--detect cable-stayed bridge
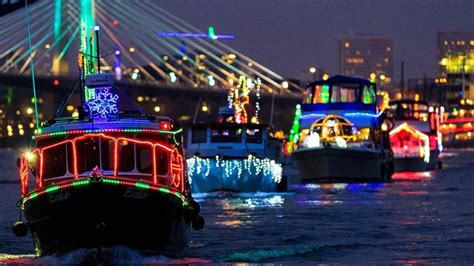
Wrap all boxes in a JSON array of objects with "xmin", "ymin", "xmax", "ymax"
[
  {"xmin": 0, "ymin": 1, "xmax": 302, "ymax": 144},
  {"xmin": 0, "ymin": 0, "xmax": 302, "ymax": 95}
]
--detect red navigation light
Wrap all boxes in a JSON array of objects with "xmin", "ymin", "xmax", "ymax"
[
  {"xmin": 160, "ymin": 121, "xmax": 172, "ymax": 131},
  {"xmin": 112, "ymin": 20, "xmax": 119, "ymax": 26},
  {"xmin": 53, "ymin": 79, "xmax": 60, "ymax": 86}
]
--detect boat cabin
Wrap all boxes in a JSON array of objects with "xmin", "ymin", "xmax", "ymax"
[
  {"xmin": 24, "ymin": 117, "xmax": 186, "ymax": 192},
  {"xmin": 185, "ymin": 123, "xmax": 280, "ymax": 159}
]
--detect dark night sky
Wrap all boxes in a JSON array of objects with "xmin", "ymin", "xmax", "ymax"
[{"xmin": 157, "ymin": 0, "xmax": 473, "ymax": 81}]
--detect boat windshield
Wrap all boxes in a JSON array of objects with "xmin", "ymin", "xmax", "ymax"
[
  {"xmin": 210, "ymin": 126, "xmax": 242, "ymax": 143},
  {"xmin": 36, "ymin": 134, "xmax": 179, "ymax": 188},
  {"xmin": 387, "ymin": 102, "xmax": 429, "ymax": 121},
  {"xmin": 303, "ymin": 83, "xmax": 375, "ymax": 104}
]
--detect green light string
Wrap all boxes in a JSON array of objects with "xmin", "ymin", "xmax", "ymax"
[{"xmin": 24, "ymin": 0, "xmax": 40, "ymax": 131}]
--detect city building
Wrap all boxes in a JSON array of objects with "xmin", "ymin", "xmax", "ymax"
[
  {"xmin": 338, "ymin": 34, "xmax": 393, "ymax": 83},
  {"xmin": 436, "ymin": 31, "xmax": 474, "ymax": 106}
]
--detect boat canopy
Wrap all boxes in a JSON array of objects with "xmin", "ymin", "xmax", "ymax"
[{"xmin": 303, "ymin": 75, "xmax": 376, "ymax": 111}]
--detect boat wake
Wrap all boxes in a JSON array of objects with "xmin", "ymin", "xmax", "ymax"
[{"xmin": 0, "ymin": 246, "xmax": 212, "ymax": 265}]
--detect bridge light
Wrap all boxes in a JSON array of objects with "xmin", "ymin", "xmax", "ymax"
[
  {"xmin": 26, "ymin": 108, "xmax": 33, "ymax": 115},
  {"xmin": 112, "ymin": 19, "xmax": 119, "ymax": 26},
  {"xmin": 207, "ymin": 75, "xmax": 216, "ymax": 86},
  {"xmin": 169, "ymin": 72, "xmax": 178, "ymax": 83},
  {"xmin": 309, "ymin": 67, "xmax": 316, "ymax": 74},
  {"xmin": 154, "ymin": 106, "xmax": 161, "ymax": 113},
  {"xmin": 281, "ymin": 81, "xmax": 289, "ymax": 89},
  {"xmin": 45, "ymin": 43, "xmax": 51, "ymax": 49},
  {"xmin": 228, "ymin": 54, "xmax": 236, "ymax": 59},
  {"xmin": 129, "ymin": 47, "xmax": 136, "ymax": 53},
  {"xmin": 202, "ymin": 105, "xmax": 209, "ymax": 112}
]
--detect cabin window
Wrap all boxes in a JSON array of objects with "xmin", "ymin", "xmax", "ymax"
[
  {"xmin": 246, "ymin": 127, "xmax": 263, "ymax": 143},
  {"xmin": 155, "ymin": 149, "xmax": 169, "ymax": 176},
  {"xmin": 362, "ymin": 85, "xmax": 376, "ymax": 104},
  {"xmin": 136, "ymin": 144, "xmax": 152, "ymax": 174},
  {"xmin": 101, "ymin": 139, "xmax": 114, "ymax": 171},
  {"xmin": 42, "ymin": 143, "xmax": 67, "ymax": 179},
  {"xmin": 331, "ymin": 85, "xmax": 358, "ymax": 103},
  {"xmin": 191, "ymin": 126, "xmax": 207, "ymax": 143},
  {"xmin": 211, "ymin": 127, "xmax": 242, "ymax": 143},
  {"xmin": 76, "ymin": 137, "xmax": 101, "ymax": 174},
  {"xmin": 313, "ymin": 85, "xmax": 329, "ymax": 104},
  {"xmin": 118, "ymin": 139, "xmax": 134, "ymax": 172}
]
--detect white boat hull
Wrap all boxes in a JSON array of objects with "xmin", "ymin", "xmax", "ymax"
[{"xmin": 292, "ymin": 147, "xmax": 392, "ymax": 182}]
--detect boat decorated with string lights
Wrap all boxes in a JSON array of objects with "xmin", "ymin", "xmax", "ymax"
[
  {"xmin": 387, "ymin": 99, "xmax": 442, "ymax": 172},
  {"xmin": 286, "ymin": 75, "xmax": 394, "ymax": 182},
  {"xmin": 185, "ymin": 76, "xmax": 285, "ymax": 193},
  {"xmin": 13, "ymin": 26, "xmax": 203, "ymax": 256}
]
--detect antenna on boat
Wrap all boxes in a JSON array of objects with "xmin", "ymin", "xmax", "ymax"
[{"xmin": 24, "ymin": 0, "xmax": 40, "ymax": 131}]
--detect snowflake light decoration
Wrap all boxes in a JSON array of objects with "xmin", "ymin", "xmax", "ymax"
[{"xmin": 87, "ymin": 88, "xmax": 119, "ymax": 119}]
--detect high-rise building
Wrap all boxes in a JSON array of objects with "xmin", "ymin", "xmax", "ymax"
[
  {"xmin": 338, "ymin": 34, "xmax": 393, "ymax": 83},
  {"xmin": 437, "ymin": 32, "xmax": 474, "ymax": 77},
  {"xmin": 436, "ymin": 32, "xmax": 474, "ymax": 104}
]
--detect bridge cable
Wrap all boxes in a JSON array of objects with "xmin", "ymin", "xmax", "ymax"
[{"xmin": 24, "ymin": 0, "xmax": 40, "ymax": 131}]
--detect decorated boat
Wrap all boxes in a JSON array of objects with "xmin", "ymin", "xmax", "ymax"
[
  {"xmin": 185, "ymin": 77, "xmax": 285, "ymax": 193},
  {"xmin": 286, "ymin": 75, "xmax": 394, "ymax": 182},
  {"xmin": 12, "ymin": 27, "xmax": 202, "ymax": 256},
  {"xmin": 387, "ymin": 99, "xmax": 442, "ymax": 171}
]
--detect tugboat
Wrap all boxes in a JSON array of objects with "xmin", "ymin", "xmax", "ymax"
[
  {"xmin": 185, "ymin": 77, "xmax": 286, "ymax": 193},
  {"xmin": 387, "ymin": 99, "xmax": 442, "ymax": 171},
  {"xmin": 12, "ymin": 26, "xmax": 203, "ymax": 256},
  {"xmin": 286, "ymin": 75, "xmax": 394, "ymax": 182}
]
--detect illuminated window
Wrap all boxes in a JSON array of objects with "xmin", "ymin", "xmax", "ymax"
[{"xmin": 313, "ymin": 85, "xmax": 329, "ymax": 104}]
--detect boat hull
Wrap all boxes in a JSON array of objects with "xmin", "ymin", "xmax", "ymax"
[
  {"xmin": 292, "ymin": 147, "xmax": 391, "ymax": 182},
  {"xmin": 23, "ymin": 180, "xmax": 188, "ymax": 256},
  {"xmin": 188, "ymin": 158, "xmax": 282, "ymax": 193},
  {"xmin": 394, "ymin": 151, "xmax": 439, "ymax": 172}
]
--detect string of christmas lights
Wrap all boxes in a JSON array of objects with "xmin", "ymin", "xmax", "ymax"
[{"xmin": 187, "ymin": 154, "xmax": 282, "ymax": 184}]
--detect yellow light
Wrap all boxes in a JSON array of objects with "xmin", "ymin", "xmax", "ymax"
[
  {"xmin": 25, "ymin": 151, "xmax": 35, "ymax": 162},
  {"xmin": 19, "ymin": 129, "xmax": 24, "ymax": 136},
  {"xmin": 344, "ymin": 42, "xmax": 350, "ymax": 48},
  {"xmin": 369, "ymin": 72, "xmax": 376, "ymax": 81},
  {"xmin": 440, "ymin": 58, "xmax": 448, "ymax": 66},
  {"xmin": 26, "ymin": 107, "xmax": 33, "ymax": 114},
  {"xmin": 309, "ymin": 67, "xmax": 316, "ymax": 74},
  {"xmin": 281, "ymin": 81, "xmax": 289, "ymax": 89},
  {"xmin": 45, "ymin": 43, "xmax": 51, "ymax": 49},
  {"xmin": 72, "ymin": 111, "xmax": 79, "ymax": 118},
  {"xmin": 7, "ymin": 125, "xmax": 12, "ymax": 131},
  {"xmin": 380, "ymin": 74, "xmax": 386, "ymax": 81},
  {"xmin": 199, "ymin": 54, "xmax": 206, "ymax": 59},
  {"xmin": 201, "ymin": 105, "xmax": 209, "ymax": 112},
  {"xmin": 154, "ymin": 106, "xmax": 161, "ymax": 113},
  {"xmin": 29, "ymin": 123, "xmax": 35, "ymax": 128},
  {"xmin": 396, "ymin": 92, "xmax": 402, "ymax": 100},
  {"xmin": 460, "ymin": 99, "xmax": 465, "ymax": 105},
  {"xmin": 18, "ymin": 124, "xmax": 23, "ymax": 129},
  {"xmin": 129, "ymin": 47, "xmax": 136, "ymax": 53},
  {"xmin": 163, "ymin": 55, "xmax": 169, "ymax": 61},
  {"xmin": 415, "ymin": 94, "xmax": 420, "ymax": 101},
  {"xmin": 247, "ymin": 62, "xmax": 253, "ymax": 67},
  {"xmin": 322, "ymin": 74, "xmax": 329, "ymax": 80},
  {"xmin": 134, "ymin": 68, "xmax": 139, "ymax": 73},
  {"xmin": 8, "ymin": 131, "xmax": 13, "ymax": 137},
  {"xmin": 137, "ymin": 96, "xmax": 144, "ymax": 102},
  {"xmin": 66, "ymin": 105, "xmax": 74, "ymax": 112},
  {"xmin": 182, "ymin": 56, "xmax": 188, "ymax": 61},
  {"xmin": 16, "ymin": 110, "xmax": 21, "ymax": 115},
  {"xmin": 228, "ymin": 54, "xmax": 237, "ymax": 59}
]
